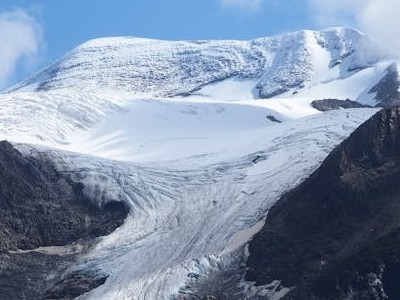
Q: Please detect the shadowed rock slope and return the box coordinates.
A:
[311,99,371,112]
[246,106,400,299]
[0,140,129,299]
[369,63,400,108]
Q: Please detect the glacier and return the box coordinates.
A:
[15,107,378,299]
[0,27,398,299]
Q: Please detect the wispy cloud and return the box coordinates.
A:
[0,9,43,89]
[308,0,365,27]
[309,0,400,55]
[359,0,400,55]
[220,0,264,12]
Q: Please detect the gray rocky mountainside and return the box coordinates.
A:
[368,63,400,108]
[0,141,129,299]
[246,106,400,299]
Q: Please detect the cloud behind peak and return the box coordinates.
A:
[309,0,400,56]
[0,9,43,89]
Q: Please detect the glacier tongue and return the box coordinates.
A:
[16,107,378,299]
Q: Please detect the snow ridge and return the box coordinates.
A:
[8,28,386,98]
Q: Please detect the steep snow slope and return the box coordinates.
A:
[0,27,393,299]
[7,28,388,99]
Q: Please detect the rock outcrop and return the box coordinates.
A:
[246,106,400,299]
[311,99,371,112]
[369,63,400,108]
[0,140,129,299]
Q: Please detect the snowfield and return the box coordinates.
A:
[0,27,396,299]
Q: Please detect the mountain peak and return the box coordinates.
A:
[7,27,388,99]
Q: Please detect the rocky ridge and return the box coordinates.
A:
[246,106,400,299]
[0,141,129,299]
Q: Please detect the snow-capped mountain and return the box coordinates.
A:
[8,28,393,101]
[0,27,400,299]
[1,28,399,155]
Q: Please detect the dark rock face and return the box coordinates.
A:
[45,271,108,299]
[0,251,62,300]
[383,262,400,299]
[311,99,371,112]
[369,63,400,108]
[246,106,400,299]
[0,140,128,251]
[266,115,282,123]
[0,140,129,298]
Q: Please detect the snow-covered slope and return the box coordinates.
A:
[7,27,389,100]
[0,27,395,299]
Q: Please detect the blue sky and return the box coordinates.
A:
[2,0,313,64]
[0,0,397,89]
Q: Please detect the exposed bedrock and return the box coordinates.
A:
[246,106,400,299]
[311,98,371,112]
[369,63,400,108]
[0,140,129,299]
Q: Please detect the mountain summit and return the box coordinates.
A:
[9,28,394,104]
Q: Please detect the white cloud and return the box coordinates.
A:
[0,9,43,89]
[220,0,264,12]
[359,0,400,54]
[308,0,365,27]
[309,0,400,55]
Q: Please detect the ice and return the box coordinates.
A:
[15,106,378,299]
